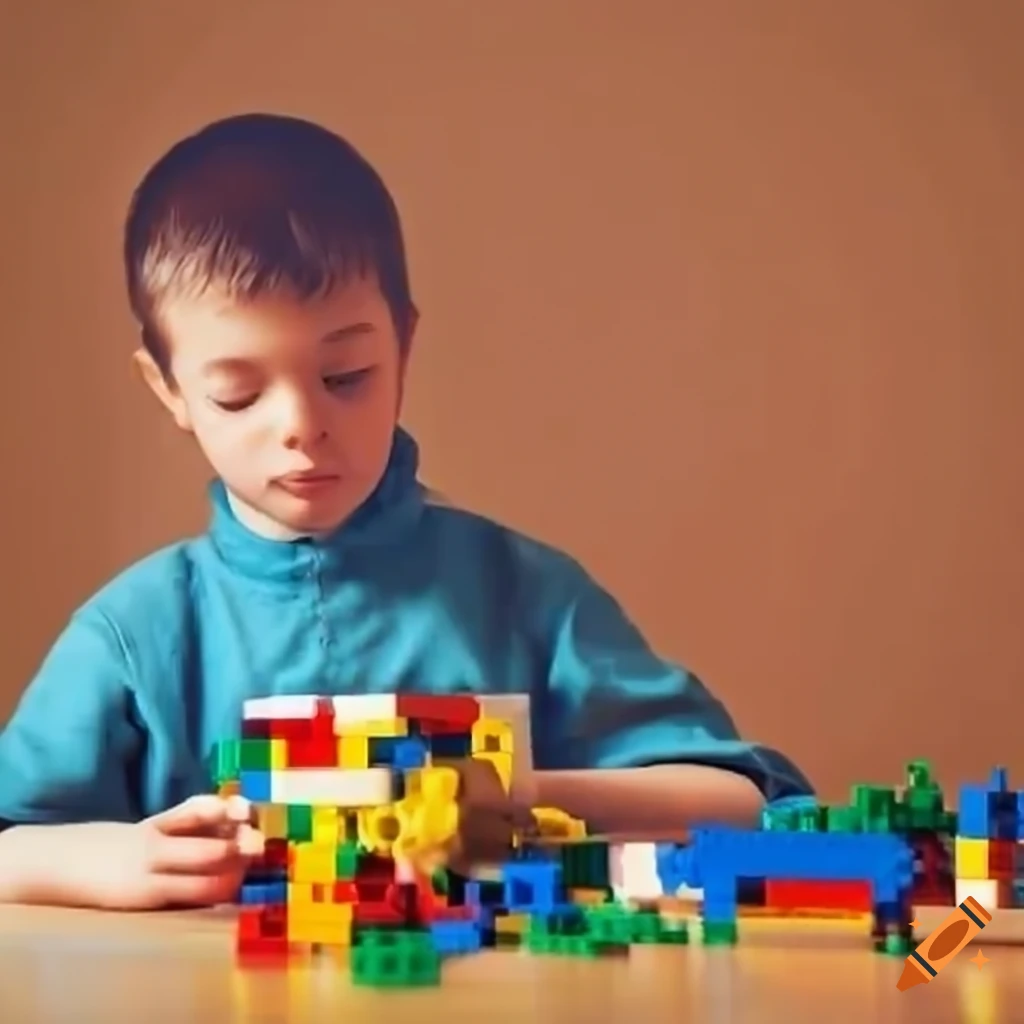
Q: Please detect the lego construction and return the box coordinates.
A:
[207,693,1021,988]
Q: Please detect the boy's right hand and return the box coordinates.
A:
[0,794,265,911]
[129,793,265,909]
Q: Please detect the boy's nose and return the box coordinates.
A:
[281,397,329,450]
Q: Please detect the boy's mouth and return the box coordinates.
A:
[276,471,341,495]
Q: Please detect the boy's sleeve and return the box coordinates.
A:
[541,569,815,803]
[0,607,142,826]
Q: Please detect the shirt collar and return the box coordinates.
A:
[206,426,426,584]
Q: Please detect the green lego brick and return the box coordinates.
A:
[238,739,274,771]
[583,904,689,945]
[559,840,611,889]
[335,841,360,879]
[701,921,738,945]
[351,929,441,987]
[875,932,916,956]
[526,912,608,956]
[208,740,240,786]
[286,804,313,842]
[825,806,863,832]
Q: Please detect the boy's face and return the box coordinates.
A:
[138,275,413,535]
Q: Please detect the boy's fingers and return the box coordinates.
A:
[148,795,252,836]
[147,833,247,875]
[154,869,247,909]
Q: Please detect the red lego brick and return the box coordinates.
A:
[268,718,314,741]
[764,879,873,911]
[355,852,395,882]
[395,694,480,732]
[286,736,339,769]
[252,838,289,874]
[988,839,1016,880]
[332,881,359,902]
[353,899,407,926]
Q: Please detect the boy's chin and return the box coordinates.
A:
[272,497,355,536]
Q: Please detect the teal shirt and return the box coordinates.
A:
[0,428,813,825]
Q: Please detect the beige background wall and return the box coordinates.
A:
[1,1,1021,802]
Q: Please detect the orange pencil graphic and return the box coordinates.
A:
[896,896,992,991]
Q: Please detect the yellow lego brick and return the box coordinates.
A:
[256,803,289,840]
[357,805,404,855]
[569,887,610,905]
[530,806,587,841]
[955,836,990,879]
[286,902,353,946]
[290,842,337,885]
[405,765,461,802]
[494,913,528,935]
[312,806,341,845]
[337,733,369,769]
[471,717,514,755]
[340,717,409,738]
[270,738,288,770]
[288,882,317,903]
[472,750,512,793]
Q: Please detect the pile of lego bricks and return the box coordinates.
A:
[209,693,689,988]
[209,693,1024,987]
[654,760,1024,954]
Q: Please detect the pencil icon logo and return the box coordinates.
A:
[897,896,992,991]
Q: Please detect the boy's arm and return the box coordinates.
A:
[0,607,141,827]
[533,566,815,834]
[0,607,142,902]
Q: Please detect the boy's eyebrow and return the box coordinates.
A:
[322,322,376,343]
[201,323,377,375]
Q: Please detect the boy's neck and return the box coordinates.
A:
[225,488,317,541]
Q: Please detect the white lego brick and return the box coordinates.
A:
[269,768,394,807]
[243,695,319,720]
[607,841,703,901]
[610,842,663,901]
[330,695,400,727]
[955,877,1001,910]
[476,693,534,803]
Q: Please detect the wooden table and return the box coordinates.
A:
[0,904,1021,1023]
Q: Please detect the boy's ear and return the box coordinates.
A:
[396,305,420,413]
[132,347,194,433]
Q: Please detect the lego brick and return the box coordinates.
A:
[330,695,402,727]
[764,879,873,912]
[954,837,990,879]
[337,734,370,769]
[270,767,395,807]
[396,693,481,731]
[286,736,340,769]
[244,695,321,720]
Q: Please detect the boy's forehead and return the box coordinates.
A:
[158,278,392,367]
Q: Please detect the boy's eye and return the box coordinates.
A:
[324,368,374,391]
[211,394,258,412]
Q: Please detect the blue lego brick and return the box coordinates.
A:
[655,843,690,895]
[957,786,992,838]
[1018,791,1024,838]
[464,879,505,908]
[430,919,482,955]
[661,827,913,905]
[392,737,430,770]
[239,770,271,802]
[428,732,473,758]
[239,880,287,905]
[501,861,563,913]
[1012,880,1024,909]
[367,735,429,770]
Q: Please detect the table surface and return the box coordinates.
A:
[0,903,1021,1023]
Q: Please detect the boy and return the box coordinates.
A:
[0,113,814,911]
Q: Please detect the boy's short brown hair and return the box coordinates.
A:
[124,112,416,376]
